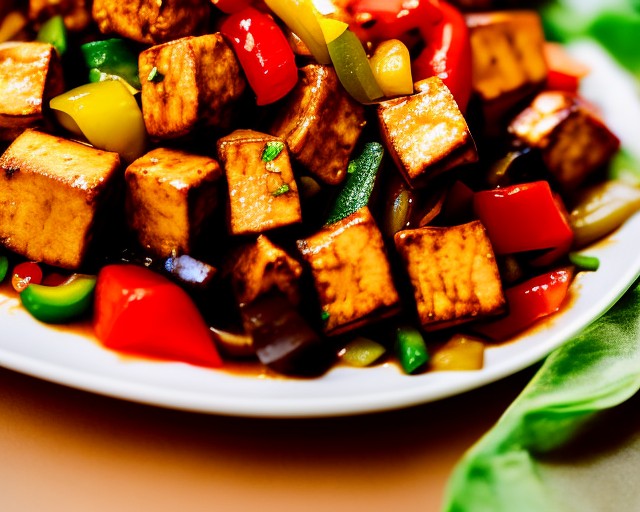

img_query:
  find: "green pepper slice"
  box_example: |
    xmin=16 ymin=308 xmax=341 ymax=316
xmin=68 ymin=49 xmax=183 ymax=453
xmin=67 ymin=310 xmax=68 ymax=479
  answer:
xmin=395 ymin=325 xmax=429 ymax=374
xmin=36 ymin=15 xmax=67 ymax=55
xmin=81 ymin=38 xmax=141 ymax=89
xmin=20 ymin=274 xmax=97 ymax=324
xmin=0 ymin=255 xmax=8 ymax=283
xmin=325 ymin=142 xmax=384 ymax=225
xmin=322 ymin=23 xmax=384 ymax=104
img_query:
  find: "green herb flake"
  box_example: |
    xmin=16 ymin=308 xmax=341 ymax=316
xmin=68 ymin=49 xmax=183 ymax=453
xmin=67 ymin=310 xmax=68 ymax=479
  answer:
xmin=147 ymin=66 xmax=164 ymax=83
xmin=321 ymin=310 xmax=330 ymax=322
xmin=347 ymin=160 xmax=358 ymax=174
xmin=262 ymin=141 xmax=285 ymax=162
xmin=272 ymin=184 xmax=290 ymax=197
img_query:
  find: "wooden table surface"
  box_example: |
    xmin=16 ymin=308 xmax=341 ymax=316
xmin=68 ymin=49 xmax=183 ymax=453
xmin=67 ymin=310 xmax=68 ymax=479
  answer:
xmin=0 ymin=363 xmax=538 ymax=512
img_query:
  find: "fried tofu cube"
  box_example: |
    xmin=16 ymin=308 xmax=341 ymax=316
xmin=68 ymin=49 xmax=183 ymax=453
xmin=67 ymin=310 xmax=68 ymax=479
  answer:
xmin=378 ymin=77 xmax=478 ymax=188
xmin=297 ymin=207 xmax=400 ymax=335
xmin=466 ymin=11 xmax=547 ymax=123
xmin=0 ymin=42 xmax=64 ymax=140
xmin=509 ymin=91 xmax=620 ymax=189
xmin=139 ymin=34 xmax=246 ymax=140
xmin=269 ymin=64 xmax=367 ymax=185
xmin=92 ymin=0 xmax=209 ymax=45
xmin=124 ymin=148 xmax=222 ymax=258
xmin=0 ymin=130 xmax=120 ymax=269
xmin=394 ymin=220 xmax=505 ymax=330
xmin=217 ymin=130 xmax=302 ymax=236
xmin=29 ymin=0 xmax=90 ymax=31
xmin=229 ymin=235 xmax=304 ymax=307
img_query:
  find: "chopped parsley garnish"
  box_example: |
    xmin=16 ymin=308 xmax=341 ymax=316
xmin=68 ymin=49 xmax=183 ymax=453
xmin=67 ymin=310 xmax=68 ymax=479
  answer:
xmin=147 ymin=66 xmax=164 ymax=83
xmin=321 ymin=310 xmax=330 ymax=322
xmin=272 ymin=183 xmax=290 ymax=197
xmin=347 ymin=160 xmax=358 ymax=174
xmin=262 ymin=141 xmax=285 ymax=162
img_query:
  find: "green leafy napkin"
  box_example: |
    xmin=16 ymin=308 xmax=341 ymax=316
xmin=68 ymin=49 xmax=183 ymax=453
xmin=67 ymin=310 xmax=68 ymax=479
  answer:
xmin=443 ymin=2 xmax=640 ymax=509
xmin=443 ymin=280 xmax=640 ymax=512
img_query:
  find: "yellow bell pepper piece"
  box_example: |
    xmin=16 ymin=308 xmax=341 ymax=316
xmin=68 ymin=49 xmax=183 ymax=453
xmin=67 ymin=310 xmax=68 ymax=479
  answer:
xmin=370 ymin=39 xmax=414 ymax=97
xmin=264 ymin=0 xmax=331 ymax=64
xmin=50 ymin=80 xmax=146 ymax=162
xmin=318 ymin=17 xmax=349 ymax=44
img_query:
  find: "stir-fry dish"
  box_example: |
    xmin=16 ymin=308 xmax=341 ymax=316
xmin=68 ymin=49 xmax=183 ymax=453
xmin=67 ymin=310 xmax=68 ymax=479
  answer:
xmin=1 ymin=0 xmax=639 ymax=377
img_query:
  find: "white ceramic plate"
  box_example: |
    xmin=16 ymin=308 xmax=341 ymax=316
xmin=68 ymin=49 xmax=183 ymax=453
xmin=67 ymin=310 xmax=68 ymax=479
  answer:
xmin=0 ymin=42 xmax=639 ymax=418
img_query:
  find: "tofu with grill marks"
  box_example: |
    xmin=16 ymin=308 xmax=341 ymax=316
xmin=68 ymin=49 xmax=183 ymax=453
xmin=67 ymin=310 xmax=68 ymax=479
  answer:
xmin=125 ymin=147 xmax=223 ymax=258
xmin=465 ymin=10 xmax=548 ymax=127
xmin=139 ymin=34 xmax=246 ymax=140
xmin=269 ymin=64 xmax=366 ymax=186
xmin=378 ymin=77 xmax=478 ymax=188
xmin=394 ymin=220 xmax=505 ymax=330
xmin=297 ymin=207 xmax=400 ymax=336
xmin=92 ymin=0 xmax=209 ymax=45
xmin=0 ymin=42 xmax=64 ymax=140
xmin=509 ymin=91 xmax=620 ymax=189
xmin=29 ymin=0 xmax=90 ymax=31
xmin=0 ymin=130 xmax=121 ymax=269
xmin=217 ymin=130 xmax=302 ymax=236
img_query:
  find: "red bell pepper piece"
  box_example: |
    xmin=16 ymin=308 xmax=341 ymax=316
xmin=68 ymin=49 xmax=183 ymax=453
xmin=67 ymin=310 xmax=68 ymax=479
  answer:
xmin=93 ymin=264 xmax=222 ymax=368
xmin=221 ymin=6 xmax=298 ymax=106
xmin=473 ymin=267 xmax=574 ymax=341
xmin=350 ymin=0 xmax=471 ymax=111
xmin=544 ymin=42 xmax=589 ymax=93
xmin=411 ymin=1 xmax=472 ymax=112
xmin=473 ymin=181 xmax=574 ymax=258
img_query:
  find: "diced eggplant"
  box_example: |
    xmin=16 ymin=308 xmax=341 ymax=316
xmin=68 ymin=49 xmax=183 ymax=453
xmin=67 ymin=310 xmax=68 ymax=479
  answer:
xmin=241 ymin=293 xmax=333 ymax=377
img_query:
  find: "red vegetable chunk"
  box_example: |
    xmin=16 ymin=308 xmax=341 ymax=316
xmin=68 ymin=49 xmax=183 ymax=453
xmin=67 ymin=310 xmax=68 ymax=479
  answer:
xmin=93 ymin=264 xmax=222 ymax=368
xmin=473 ymin=267 xmax=574 ymax=341
xmin=221 ymin=7 xmax=298 ymax=105
xmin=473 ymin=181 xmax=573 ymax=257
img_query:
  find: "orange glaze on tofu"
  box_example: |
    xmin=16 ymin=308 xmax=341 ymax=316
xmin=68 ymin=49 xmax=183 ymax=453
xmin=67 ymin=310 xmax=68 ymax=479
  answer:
xmin=297 ymin=207 xmax=400 ymax=336
xmin=124 ymin=147 xmax=223 ymax=258
xmin=139 ymin=33 xmax=246 ymax=139
xmin=394 ymin=220 xmax=505 ymax=330
xmin=92 ymin=0 xmax=210 ymax=45
xmin=0 ymin=130 xmax=121 ymax=269
xmin=228 ymin=235 xmax=303 ymax=308
xmin=269 ymin=64 xmax=367 ymax=185
xmin=509 ymin=91 xmax=620 ymax=189
xmin=378 ymin=77 xmax=478 ymax=188
xmin=0 ymin=42 xmax=64 ymax=140
xmin=217 ymin=129 xmax=302 ymax=236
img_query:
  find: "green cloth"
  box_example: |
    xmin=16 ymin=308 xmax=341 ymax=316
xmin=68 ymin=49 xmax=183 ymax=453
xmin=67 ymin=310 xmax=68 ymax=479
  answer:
xmin=443 ymin=281 xmax=640 ymax=512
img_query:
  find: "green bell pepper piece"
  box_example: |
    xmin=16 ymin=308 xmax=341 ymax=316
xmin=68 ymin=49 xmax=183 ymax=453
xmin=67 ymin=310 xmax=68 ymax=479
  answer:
xmin=395 ymin=325 xmax=429 ymax=374
xmin=326 ymin=28 xmax=384 ymax=104
xmin=0 ymin=255 xmax=8 ymax=283
xmin=36 ymin=15 xmax=67 ymax=56
xmin=81 ymin=38 xmax=141 ymax=90
xmin=20 ymin=274 xmax=97 ymax=324
xmin=325 ymin=142 xmax=384 ymax=225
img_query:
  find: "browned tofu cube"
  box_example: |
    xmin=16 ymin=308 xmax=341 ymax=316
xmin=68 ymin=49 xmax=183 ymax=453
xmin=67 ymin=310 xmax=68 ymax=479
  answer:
xmin=466 ymin=11 xmax=547 ymax=124
xmin=229 ymin=235 xmax=303 ymax=307
xmin=0 ymin=130 xmax=120 ymax=269
xmin=394 ymin=220 xmax=505 ymax=330
xmin=297 ymin=207 xmax=400 ymax=335
xmin=139 ymin=34 xmax=246 ymax=140
xmin=269 ymin=64 xmax=366 ymax=185
xmin=29 ymin=0 xmax=90 ymax=31
xmin=509 ymin=91 xmax=620 ymax=189
xmin=378 ymin=77 xmax=478 ymax=188
xmin=124 ymin=148 xmax=222 ymax=258
xmin=217 ymin=130 xmax=302 ymax=236
xmin=92 ymin=0 xmax=209 ymax=45
xmin=0 ymin=42 xmax=64 ymax=140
